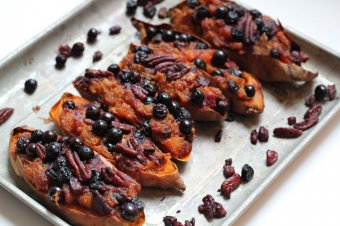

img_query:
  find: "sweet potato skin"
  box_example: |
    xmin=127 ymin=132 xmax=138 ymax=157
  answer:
xmin=50 ymin=93 xmax=185 ymax=190
xmin=8 ymin=126 xmax=144 ymax=226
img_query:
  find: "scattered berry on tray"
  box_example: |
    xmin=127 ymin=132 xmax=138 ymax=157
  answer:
xmin=198 ymin=195 xmax=227 ymax=219
xmin=87 ymin=28 xmax=100 ymax=43
xmin=55 ymin=54 xmax=67 ymax=69
xmin=126 ymin=0 xmax=138 ymax=15
xmin=143 ymin=2 xmax=156 ymax=18
xmin=219 ymin=173 xmax=241 ymax=199
xmin=287 ymin=117 xmax=296 ymax=125
xmin=250 ymin=129 xmax=258 ymax=145
xmin=214 ymin=129 xmax=223 ymax=142
xmin=163 ymin=216 xmax=195 ymax=226
xmin=71 ymin=42 xmax=85 ymax=57
xmin=0 ymin=108 xmax=14 ymax=125
xmin=241 ymin=164 xmax=254 ymax=182
xmin=273 ymin=127 xmax=302 ymax=138
xmin=58 ymin=44 xmax=71 ymax=57
xmin=327 ymin=84 xmax=337 ymax=100
xmin=24 ymin=79 xmax=38 ymax=94
xmin=266 ymin=150 xmax=278 ymax=166
xmin=92 ymin=51 xmax=102 ymax=62
xmin=109 ymin=25 xmax=122 ymax=35
xmin=258 ymin=126 xmax=269 ymax=142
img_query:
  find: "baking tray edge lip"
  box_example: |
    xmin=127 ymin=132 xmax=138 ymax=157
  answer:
xmin=0 ymin=0 xmax=93 ymax=67
xmin=224 ymin=102 xmax=340 ymax=226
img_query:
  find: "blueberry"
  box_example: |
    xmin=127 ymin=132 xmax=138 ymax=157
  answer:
xmin=179 ymin=119 xmax=193 ymax=134
xmin=153 ymin=103 xmax=168 ymax=119
xmin=190 ymin=89 xmax=205 ymax=106
xmin=121 ymin=202 xmax=139 ymax=221
xmin=63 ymin=100 xmax=75 ymax=109
xmin=231 ymin=27 xmax=244 ymax=42
xmin=162 ymin=30 xmax=176 ymax=42
xmin=245 ymin=85 xmax=256 ymax=97
xmin=156 ymin=93 xmax=171 ymax=105
xmin=225 ymin=10 xmax=239 ymax=24
xmin=99 ymin=112 xmax=114 ymax=123
xmin=187 ymin=0 xmax=199 ymax=9
xmin=105 ymin=142 xmax=116 ymax=152
xmin=107 ymin=64 xmax=120 ymax=75
xmin=106 ymin=128 xmax=123 ymax=144
xmin=229 ymin=69 xmax=243 ymax=78
xmin=254 ymin=18 xmax=264 ymax=29
xmin=133 ymin=45 xmax=152 ymax=54
xmin=134 ymin=51 xmax=148 ymax=64
xmin=193 ymin=58 xmax=206 ymax=70
xmin=241 ymin=164 xmax=254 ymax=182
xmin=134 ymin=130 xmax=145 ymax=141
xmin=69 ymin=137 xmax=83 ymax=151
xmin=25 ymin=143 xmax=37 ymax=157
xmin=24 ymin=79 xmax=38 ymax=94
xmin=87 ymin=28 xmax=99 ymax=43
xmin=126 ymin=0 xmax=137 ymax=15
xmin=71 ymin=42 xmax=85 ymax=57
xmin=77 ymin=145 xmax=94 ymax=161
xmin=92 ymin=120 xmax=108 ymax=136
xmin=143 ymin=83 xmax=156 ymax=97
xmin=52 ymin=155 xmax=67 ymax=171
xmin=48 ymin=186 xmax=64 ymax=203
xmin=42 ymin=130 xmax=57 ymax=144
xmin=86 ymin=105 xmax=100 ymax=120
xmin=215 ymin=6 xmax=227 ymax=19
xmin=178 ymin=34 xmax=190 ymax=42
xmin=142 ymin=120 xmax=152 ymax=137
xmin=216 ymin=99 xmax=230 ymax=115
xmin=168 ymin=101 xmax=181 ymax=116
xmin=195 ymin=42 xmax=208 ymax=49
xmin=212 ymin=50 xmax=228 ymax=68
xmin=250 ymin=9 xmax=262 ymax=18
xmin=314 ymin=85 xmax=328 ymax=101
xmin=55 ymin=54 xmax=67 ymax=68
xmin=143 ymin=4 xmax=156 ymax=18
xmin=178 ymin=107 xmax=192 ymax=120
xmin=59 ymin=136 xmax=70 ymax=144
xmin=196 ymin=6 xmax=210 ymax=20
xmin=57 ymin=166 xmax=72 ymax=184
xmin=212 ymin=70 xmax=224 ymax=77
xmin=270 ymin=48 xmax=281 ymax=59
xmin=144 ymin=96 xmax=154 ymax=105
xmin=120 ymin=70 xmax=134 ymax=83
xmin=227 ymin=79 xmax=239 ymax=94
xmin=146 ymin=27 xmax=157 ymax=39
xmin=31 ymin=129 xmax=43 ymax=142
xmin=112 ymin=192 xmax=126 ymax=205
xmin=235 ymin=6 xmax=245 ymax=17
xmin=45 ymin=142 xmax=61 ymax=161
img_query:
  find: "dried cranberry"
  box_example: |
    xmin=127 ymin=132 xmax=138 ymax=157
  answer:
xmin=193 ymin=58 xmax=206 ymax=70
xmin=266 ymin=150 xmax=278 ymax=166
xmin=294 ymin=117 xmax=319 ymax=131
xmin=223 ymin=165 xmax=235 ymax=178
xmin=314 ymin=84 xmax=328 ymax=101
xmin=55 ymin=54 xmax=67 ymax=69
xmin=153 ymin=103 xmax=168 ymax=119
xmin=219 ymin=174 xmax=241 ymax=199
xmin=327 ymin=84 xmax=337 ymax=100
xmin=245 ymin=85 xmax=256 ymax=97
xmin=87 ymin=28 xmax=99 ymax=43
xmin=71 ymin=42 xmax=85 ymax=57
xmin=250 ymin=129 xmax=257 ymax=145
xmin=211 ymin=50 xmax=227 ymax=68
xmin=198 ymin=194 xmax=227 ymax=219
xmin=107 ymin=64 xmax=120 ymax=75
xmin=258 ymin=126 xmax=269 ymax=142
xmin=241 ymin=164 xmax=254 ymax=182
xmin=304 ymin=104 xmax=322 ymax=120
xmin=24 ymin=79 xmax=38 ymax=94
xmin=190 ymin=89 xmax=205 ymax=106
xmin=92 ymin=51 xmax=102 ymax=62
xmin=225 ymin=158 xmax=232 ymax=166
xmin=109 ymin=26 xmax=121 ymax=35
xmin=305 ymin=95 xmax=316 ymax=107
xmin=287 ymin=117 xmax=296 ymax=125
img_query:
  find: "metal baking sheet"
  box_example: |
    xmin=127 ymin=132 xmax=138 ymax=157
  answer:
xmin=0 ymin=0 xmax=339 ymax=225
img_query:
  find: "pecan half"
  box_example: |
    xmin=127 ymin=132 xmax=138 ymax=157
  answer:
xmin=111 ymin=121 xmax=133 ymax=133
xmin=131 ymin=84 xmax=148 ymax=101
xmin=0 ymin=108 xmax=14 ymax=125
xmin=85 ymin=69 xmax=113 ymax=79
xmin=115 ymin=143 xmax=139 ymax=157
xmin=273 ymin=127 xmax=302 ymax=138
xmin=101 ymin=168 xmax=128 ymax=187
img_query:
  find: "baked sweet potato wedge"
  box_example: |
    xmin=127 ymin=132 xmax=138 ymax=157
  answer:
xmin=132 ymin=19 xmax=264 ymax=115
xmin=50 ymin=93 xmax=185 ymax=190
xmin=9 ymin=126 xmax=145 ymax=226
xmin=73 ymin=69 xmax=194 ymax=162
xmin=171 ymin=0 xmax=318 ymax=82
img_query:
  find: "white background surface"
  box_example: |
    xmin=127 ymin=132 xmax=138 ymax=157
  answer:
xmin=0 ymin=0 xmax=339 ymax=226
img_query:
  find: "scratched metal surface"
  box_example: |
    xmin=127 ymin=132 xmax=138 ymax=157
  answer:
xmin=0 ymin=0 xmax=339 ymax=225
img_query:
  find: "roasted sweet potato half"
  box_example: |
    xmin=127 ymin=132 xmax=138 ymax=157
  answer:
xmin=132 ymin=19 xmax=264 ymax=115
xmin=9 ymin=126 xmax=145 ymax=226
xmin=50 ymin=93 xmax=185 ymax=190
xmin=73 ymin=69 xmax=194 ymax=162
xmin=171 ymin=0 xmax=318 ymax=82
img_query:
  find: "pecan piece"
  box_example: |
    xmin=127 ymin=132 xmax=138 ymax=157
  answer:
xmin=131 ymin=84 xmax=148 ymax=101
xmin=85 ymin=69 xmax=112 ymax=79
xmin=294 ymin=117 xmax=319 ymax=131
xmin=93 ymin=190 xmax=112 ymax=216
xmin=0 ymin=108 xmax=14 ymax=125
xmin=273 ymin=127 xmax=302 ymax=138
xmin=111 ymin=121 xmax=133 ymax=133
xmin=69 ymin=177 xmax=83 ymax=194
xmin=35 ymin=143 xmax=46 ymax=159
xmin=73 ymin=152 xmax=92 ymax=182
xmin=115 ymin=143 xmax=139 ymax=157
xmin=101 ymin=168 xmax=128 ymax=187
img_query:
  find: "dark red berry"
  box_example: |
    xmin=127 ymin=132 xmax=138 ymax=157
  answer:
xmin=258 ymin=126 xmax=269 ymax=142
xmin=327 ymin=84 xmax=337 ymax=101
xmin=225 ymin=158 xmax=232 ymax=166
xmin=109 ymin=26 xmax=121 ymax=35
xmin=273 ymin=127 xmax=302 ymax=138
xmin=241 ymin=164 xmax=254 ymax=182
xmin=55 ymin=54 xmax=67 ymax=69
xmin=250 ymin=129 xmax=258 ymax=145
xmin=87 ymin=28 xmax=99 ymax=43
xmin=71 ymin=42 xmax=85 ymax=57
xmin=266 ymin=150 xmax=278 ymax=166
xmin=198 ymin=194 xmax=227 ymax=219
xmin=92 ymin=51 xmax=102 ymax=62
xmin=24 ymin=79 xmax=38 ymax=94
xmin=223 ymin=165 xmax=235 ymax=178
xmin=287 ymin=117 xmax=296 ymax=125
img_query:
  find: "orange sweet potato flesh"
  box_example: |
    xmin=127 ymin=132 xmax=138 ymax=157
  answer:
xmin=132 ymin=19 xmax=264 ymax=115
xmin=171 ymin=0 xmax=317 ymax=82
xmin=9 ymin=126 xmax=144 ymax=226
xmin=50 ymin=93 xmax=185 ymax=190
xmin=73 ymin=70 xmax=193 ymax=162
